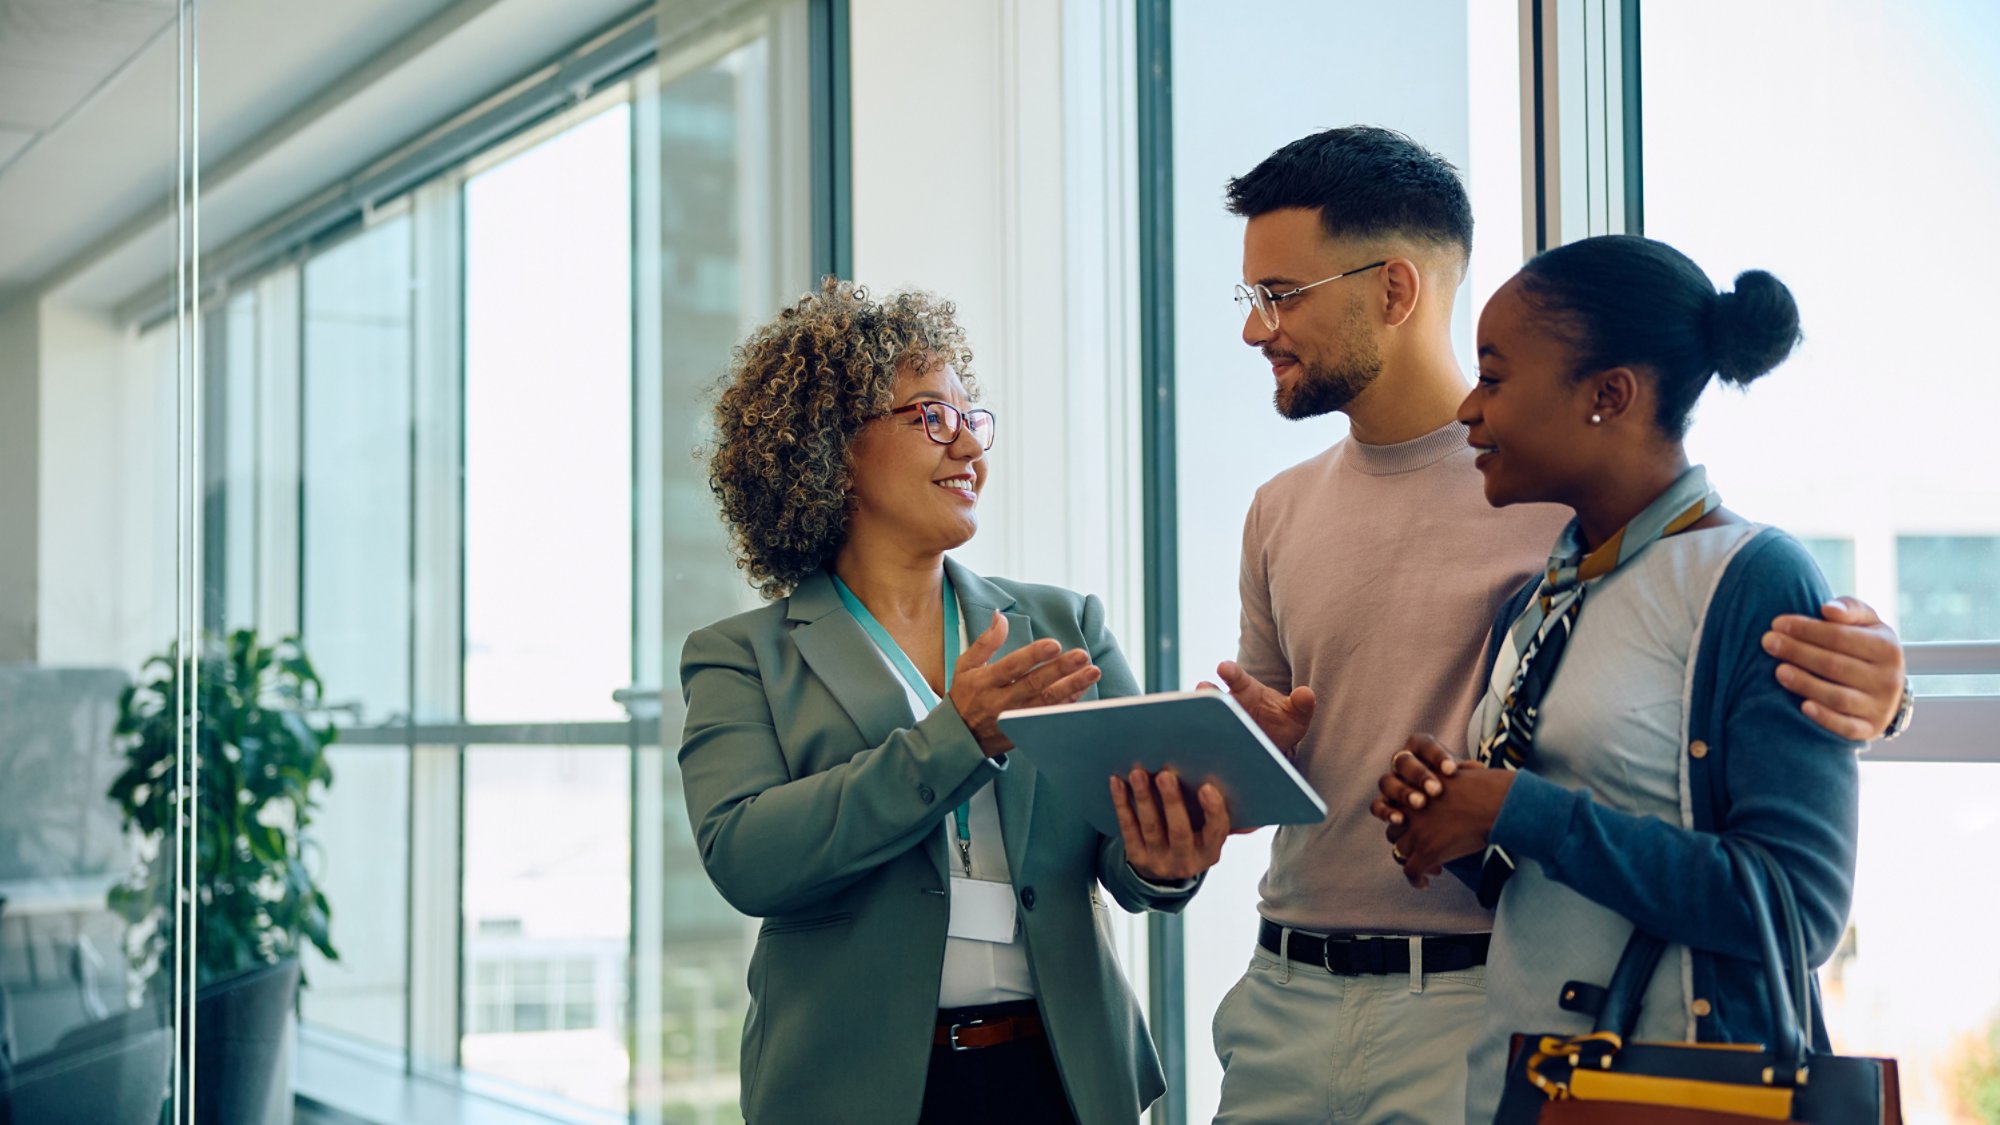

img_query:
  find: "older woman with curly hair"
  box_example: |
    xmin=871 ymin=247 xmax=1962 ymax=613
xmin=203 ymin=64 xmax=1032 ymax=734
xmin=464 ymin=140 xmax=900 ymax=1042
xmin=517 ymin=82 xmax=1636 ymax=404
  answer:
xmin=679 ymin=279 xmax=1228 ymax=1125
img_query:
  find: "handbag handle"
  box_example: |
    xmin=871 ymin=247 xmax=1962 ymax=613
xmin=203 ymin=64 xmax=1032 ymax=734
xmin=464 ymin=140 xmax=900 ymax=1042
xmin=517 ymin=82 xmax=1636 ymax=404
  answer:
xmin=1586 ymin=838 xmax=1812 ymax=1080
xmin=1734 ymin=839 xmax=1811 ymax=1077
xmin=1590 ymin=929 xmax=1668 ymax=1040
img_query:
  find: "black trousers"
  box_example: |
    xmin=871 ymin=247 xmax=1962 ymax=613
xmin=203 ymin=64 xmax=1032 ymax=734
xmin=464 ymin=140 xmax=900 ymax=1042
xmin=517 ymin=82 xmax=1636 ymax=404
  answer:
xmin=918 ymin=1001 xmax=1079 ymax=1125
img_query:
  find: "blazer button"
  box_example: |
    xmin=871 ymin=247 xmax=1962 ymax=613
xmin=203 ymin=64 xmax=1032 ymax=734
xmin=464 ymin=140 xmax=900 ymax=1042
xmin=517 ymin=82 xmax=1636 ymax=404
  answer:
xmin=919 ymin=784 xmax=936 ymax=804
xmin=1019 ymin=887 xmax=1036 ymax=910
xmin=1689 ymin=740 xmax=1709 ymax=760
xmin=1691 ymin=997 xmax=1713 ymax=1017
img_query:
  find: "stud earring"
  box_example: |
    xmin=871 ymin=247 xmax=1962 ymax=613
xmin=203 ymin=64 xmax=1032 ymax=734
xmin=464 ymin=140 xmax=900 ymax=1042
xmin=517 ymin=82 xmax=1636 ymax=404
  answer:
xmin=1590 ymin=413 xmax=1603 ymax=425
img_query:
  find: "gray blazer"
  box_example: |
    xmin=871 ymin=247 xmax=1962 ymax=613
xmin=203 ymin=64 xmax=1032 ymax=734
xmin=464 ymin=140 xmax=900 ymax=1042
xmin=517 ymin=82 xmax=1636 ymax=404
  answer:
xmin=679 ymin=557 xmax=1193 ymax=1125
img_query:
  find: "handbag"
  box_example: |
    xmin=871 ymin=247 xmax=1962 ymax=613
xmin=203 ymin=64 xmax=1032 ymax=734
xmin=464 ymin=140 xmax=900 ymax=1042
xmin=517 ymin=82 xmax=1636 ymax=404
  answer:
xmin=1491 ymin=840 xmax=1901 ymax=1124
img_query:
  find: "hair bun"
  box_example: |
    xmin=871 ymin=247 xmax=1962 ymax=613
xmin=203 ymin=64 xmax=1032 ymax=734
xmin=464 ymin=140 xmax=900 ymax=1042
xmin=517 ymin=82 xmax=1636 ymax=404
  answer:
xmin=1710 ymin=270 xmax=1801 ymax=386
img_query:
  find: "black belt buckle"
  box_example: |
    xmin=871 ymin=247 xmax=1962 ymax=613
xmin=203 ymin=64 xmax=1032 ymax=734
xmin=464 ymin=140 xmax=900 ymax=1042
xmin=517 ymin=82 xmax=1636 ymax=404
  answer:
xmin=1323 ymin=934 xmax=1392 ymax=975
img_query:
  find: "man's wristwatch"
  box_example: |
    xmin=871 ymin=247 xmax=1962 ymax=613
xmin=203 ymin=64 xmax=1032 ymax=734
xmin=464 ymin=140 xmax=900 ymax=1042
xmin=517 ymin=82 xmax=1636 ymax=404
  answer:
xmin=1882 ymin=676 xmax=1916 ymax=740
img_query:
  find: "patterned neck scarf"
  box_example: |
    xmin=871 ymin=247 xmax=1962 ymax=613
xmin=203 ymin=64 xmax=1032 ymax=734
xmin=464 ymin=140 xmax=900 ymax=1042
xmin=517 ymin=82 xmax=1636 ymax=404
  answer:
xmin=1472 ymin=465 xmax=1722 ymax=907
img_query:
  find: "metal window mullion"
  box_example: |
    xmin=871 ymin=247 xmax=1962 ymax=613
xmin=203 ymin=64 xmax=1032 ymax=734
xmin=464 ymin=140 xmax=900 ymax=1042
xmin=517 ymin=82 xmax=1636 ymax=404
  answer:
xmin=809 ymin=0 xmax=852 ymax=281
xmin=408 ymin=176 xmax=467 ymax=1072
xmin=1527 ymin=0 xmax=1640 ymax=248
xmin=1860 ymin=698 xmax=2000 ymax=763
xmin=1135 ymin=2 xmax=1182 ymax=1123
xmin=628 ymin=62 xmax=667 ymax=1125
xmin=1620 ymin=0 xmax=1643 ymax=236
xmin=254 ymin=266 xmax=303 ymax=637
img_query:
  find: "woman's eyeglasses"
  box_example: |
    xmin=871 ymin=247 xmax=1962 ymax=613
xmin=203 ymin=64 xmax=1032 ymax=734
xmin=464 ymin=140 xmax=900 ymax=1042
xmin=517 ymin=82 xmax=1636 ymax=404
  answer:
xmin=887 ymin=401 xmax=997 ymax=450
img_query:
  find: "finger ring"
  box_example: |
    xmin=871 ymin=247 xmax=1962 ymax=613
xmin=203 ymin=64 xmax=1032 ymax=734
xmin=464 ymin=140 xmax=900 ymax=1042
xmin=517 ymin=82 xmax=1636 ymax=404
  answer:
xmin=1391 ymin=845 xmax=1408 ymax=863
xmin=1391 ymin=749 xmax=1416 ymax=769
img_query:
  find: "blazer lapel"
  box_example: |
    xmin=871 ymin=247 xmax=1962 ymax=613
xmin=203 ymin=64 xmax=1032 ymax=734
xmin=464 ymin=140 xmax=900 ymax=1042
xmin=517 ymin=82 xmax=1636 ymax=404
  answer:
xmin=787 ymin=561 xmax=1042 ymax=882
xmin=947 ymin=558 xmax=1039 ymax=875
xmin=787 ymin=570 xmax=914 ymax=751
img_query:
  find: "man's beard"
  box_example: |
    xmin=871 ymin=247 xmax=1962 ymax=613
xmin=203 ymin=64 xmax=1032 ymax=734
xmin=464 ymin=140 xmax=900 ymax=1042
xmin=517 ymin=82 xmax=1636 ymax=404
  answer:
xmin=1272 ymin=346 xmax=1382 ymax=420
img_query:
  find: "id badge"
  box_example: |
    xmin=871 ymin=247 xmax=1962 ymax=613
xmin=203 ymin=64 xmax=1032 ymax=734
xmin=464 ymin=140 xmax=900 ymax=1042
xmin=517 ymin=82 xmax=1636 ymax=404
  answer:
xmin=946 ymin=876 xmax=1019 ymax=944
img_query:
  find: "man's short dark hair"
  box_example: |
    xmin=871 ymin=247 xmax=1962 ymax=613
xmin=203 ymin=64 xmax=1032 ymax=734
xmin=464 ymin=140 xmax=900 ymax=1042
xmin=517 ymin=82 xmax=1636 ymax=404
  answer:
xmin=1225 ymin=126 xmax=1473 ymax=262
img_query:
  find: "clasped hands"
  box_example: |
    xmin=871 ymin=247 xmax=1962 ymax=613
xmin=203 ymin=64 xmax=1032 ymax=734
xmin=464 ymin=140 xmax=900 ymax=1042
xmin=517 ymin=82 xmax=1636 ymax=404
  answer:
xmin=1369 ymin=734 xmax=1514 ymax=890
xmin=948 ymin=610 xmax=1231 ymax=884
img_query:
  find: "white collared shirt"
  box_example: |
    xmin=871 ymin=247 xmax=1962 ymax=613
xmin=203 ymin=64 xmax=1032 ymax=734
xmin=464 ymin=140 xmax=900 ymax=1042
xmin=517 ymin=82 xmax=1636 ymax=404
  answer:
xmin=859 ymin=610 xmax=1037 ymax=1009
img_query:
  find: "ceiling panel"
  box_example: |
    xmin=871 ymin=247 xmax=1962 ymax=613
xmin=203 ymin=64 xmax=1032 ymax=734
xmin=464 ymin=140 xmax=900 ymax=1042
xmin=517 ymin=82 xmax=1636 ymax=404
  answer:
xmin=0 ymin=59 xmax=103 ymax=129
xmin=0 ymin=125 xmax=30 ymax=165
xmin=0 ymin=0 xmax=175 ymax=71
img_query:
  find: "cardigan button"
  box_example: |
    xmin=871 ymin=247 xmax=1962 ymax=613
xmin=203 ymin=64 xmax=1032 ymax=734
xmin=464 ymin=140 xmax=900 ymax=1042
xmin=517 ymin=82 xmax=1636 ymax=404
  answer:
xmin=919 ymin=784 xmax=936 ymax=804
xmin=1689 ymin=740 xmax=1709 ymax=760
xmin=1692 ymin=998 xmax=1713 ymax=1017
xmin=1019 ymin=887 xmax=1037 ymax=910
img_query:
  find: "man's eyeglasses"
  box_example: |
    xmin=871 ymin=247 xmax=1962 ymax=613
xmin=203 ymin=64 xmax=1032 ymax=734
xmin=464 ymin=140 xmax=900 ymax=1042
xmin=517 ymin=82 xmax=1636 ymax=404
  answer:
xmin=887 ymin=401 xmax=997 ymax=450
xmin=1233 ymin=261 xmax=1388 ymax=331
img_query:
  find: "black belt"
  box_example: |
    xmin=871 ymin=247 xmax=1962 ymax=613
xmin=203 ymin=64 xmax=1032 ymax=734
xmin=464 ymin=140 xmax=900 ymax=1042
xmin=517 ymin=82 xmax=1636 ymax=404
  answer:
xmin=1258 ymin=918 xmax=1490 ymax=976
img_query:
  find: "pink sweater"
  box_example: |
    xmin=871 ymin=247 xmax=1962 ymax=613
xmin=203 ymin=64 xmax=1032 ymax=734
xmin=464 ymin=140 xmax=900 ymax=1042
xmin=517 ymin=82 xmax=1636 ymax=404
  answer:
xmin=1238 ymin=420 xmax=1569 ymax=935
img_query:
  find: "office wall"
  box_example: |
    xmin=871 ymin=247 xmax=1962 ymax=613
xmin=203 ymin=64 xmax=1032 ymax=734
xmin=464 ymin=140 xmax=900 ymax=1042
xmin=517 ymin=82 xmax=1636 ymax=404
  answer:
xmin=849 ymin=0 xmax=1147 ymax=654
xmin=0 ymin=298 xmax=38 ymax=660
xmin=36 ymin=302 xmax=176 ymax=671
xmin=0 ymin=297 xmax=39 ymax=662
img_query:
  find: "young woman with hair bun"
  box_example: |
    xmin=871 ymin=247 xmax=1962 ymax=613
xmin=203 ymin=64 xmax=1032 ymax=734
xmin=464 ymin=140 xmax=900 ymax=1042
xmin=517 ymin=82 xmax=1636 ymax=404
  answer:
xmin=1367 ymin=234 xmax=1864 ymax=1121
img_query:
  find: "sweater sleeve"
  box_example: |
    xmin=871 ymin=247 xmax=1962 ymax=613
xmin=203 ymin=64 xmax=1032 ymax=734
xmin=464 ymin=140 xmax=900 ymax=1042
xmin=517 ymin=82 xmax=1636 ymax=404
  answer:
xmin=1236 ymin=486 xmax=1291 ymax=693
xmin=1488 ymin=530 xmax=1861 ymax=964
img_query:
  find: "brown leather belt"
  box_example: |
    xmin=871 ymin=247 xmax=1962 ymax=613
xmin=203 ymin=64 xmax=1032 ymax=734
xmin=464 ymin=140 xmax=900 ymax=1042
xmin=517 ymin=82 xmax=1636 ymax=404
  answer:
xmin=933 ymin=1011 xmax=1045 ymax=1051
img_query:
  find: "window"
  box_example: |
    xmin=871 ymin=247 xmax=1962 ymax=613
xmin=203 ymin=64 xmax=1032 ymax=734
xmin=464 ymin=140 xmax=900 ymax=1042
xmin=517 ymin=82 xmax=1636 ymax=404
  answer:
xmin=171 ymin=4 xmax=814 ymax=1118
xmin=455 ymin=96 xmax=636 ymax=1111
xmin=299 ymin=218 xmax=417 ymax=1053
xmin=1167 ymin=5 xmax=1530 ymax=1119
xmin=1642 ymin=3 xmax=2000 ymax=1118
xmin=1799 ymin=537 xmax=1857 ymax=598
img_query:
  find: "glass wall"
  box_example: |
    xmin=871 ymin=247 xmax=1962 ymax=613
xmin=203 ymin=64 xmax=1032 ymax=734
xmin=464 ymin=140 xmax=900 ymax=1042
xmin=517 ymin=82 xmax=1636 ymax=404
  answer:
xmin=1642 ymin=2 xmax=2000 ymax=1120
xmin=173 ymin=3 xmax=811 ymax=1120
xmin=0 ymin=3 xmax=191 ymax=1122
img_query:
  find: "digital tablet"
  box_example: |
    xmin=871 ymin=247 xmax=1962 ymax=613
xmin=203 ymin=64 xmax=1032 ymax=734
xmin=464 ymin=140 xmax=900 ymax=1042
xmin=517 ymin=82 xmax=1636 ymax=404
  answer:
xmin=995 ymin=690 xmax=1327 ymax=836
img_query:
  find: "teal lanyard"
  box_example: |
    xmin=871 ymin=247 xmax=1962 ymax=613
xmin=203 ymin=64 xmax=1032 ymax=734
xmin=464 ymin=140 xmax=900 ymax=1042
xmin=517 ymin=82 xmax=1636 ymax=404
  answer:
xmin=829 ymin=573 xmax=973 ymax=874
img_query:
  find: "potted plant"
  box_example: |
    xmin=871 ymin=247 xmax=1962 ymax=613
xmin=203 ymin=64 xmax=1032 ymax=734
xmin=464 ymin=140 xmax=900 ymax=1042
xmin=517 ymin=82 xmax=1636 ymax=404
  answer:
xmin=104 ymin=629 xmax=339 ymax=1121
xmin=107 ymin=629 xmax=340 ymax=999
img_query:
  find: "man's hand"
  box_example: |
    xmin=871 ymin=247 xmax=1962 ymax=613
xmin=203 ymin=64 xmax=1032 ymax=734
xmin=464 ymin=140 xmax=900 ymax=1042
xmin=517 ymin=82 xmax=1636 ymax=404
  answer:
xmin=1198 ymin=661 xmax=1316 ymax=755
xmin=1765 ymin=596 xmax=1905 ymax=741
xmin=1111 ymin=768 xmax=1231 ymax=883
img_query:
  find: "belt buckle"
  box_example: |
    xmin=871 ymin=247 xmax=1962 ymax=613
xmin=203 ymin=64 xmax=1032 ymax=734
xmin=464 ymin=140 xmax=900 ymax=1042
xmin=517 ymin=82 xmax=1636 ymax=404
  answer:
xmin=1321 ymin=935 xmax=1347 ymax=975
xmin=1323 ymin=934 xmax=1386 ymax=975
xmin=948 ymin=1018 xmax=987 ymax=1051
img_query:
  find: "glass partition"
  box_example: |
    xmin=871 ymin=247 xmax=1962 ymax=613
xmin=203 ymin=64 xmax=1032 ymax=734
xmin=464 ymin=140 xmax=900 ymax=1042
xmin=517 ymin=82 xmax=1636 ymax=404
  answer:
xmin=0 ymin=2 xmax=191 ymax=1122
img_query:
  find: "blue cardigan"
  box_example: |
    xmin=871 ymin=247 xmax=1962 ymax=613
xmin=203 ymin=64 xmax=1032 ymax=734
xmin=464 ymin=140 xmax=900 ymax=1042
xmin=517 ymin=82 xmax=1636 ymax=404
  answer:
xmin=1473 ymin=526 xmax=1861 ymax=1048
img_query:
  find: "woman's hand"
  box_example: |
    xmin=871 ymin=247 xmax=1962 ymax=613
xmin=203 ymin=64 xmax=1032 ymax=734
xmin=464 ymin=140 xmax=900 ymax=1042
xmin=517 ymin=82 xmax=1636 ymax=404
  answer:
xmin=1368 ymin=734 xmax=1464 ymax=827
xmin=949 ymin=610 xmax=1103 ymax=757
xmin=1369 ymin=735 xmax=1508 ymax=888
xmin=1111 ymin=768 xmax=1231 ymax=883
